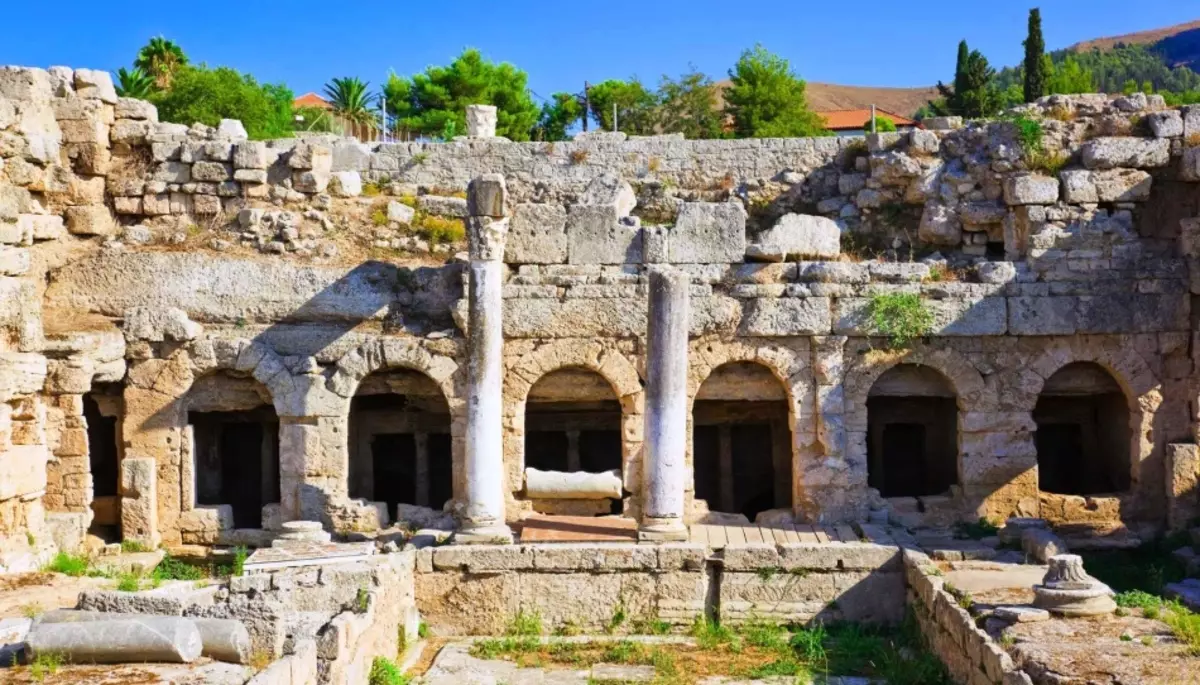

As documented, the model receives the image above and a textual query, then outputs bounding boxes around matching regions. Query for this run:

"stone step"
[1165,578,1200,612]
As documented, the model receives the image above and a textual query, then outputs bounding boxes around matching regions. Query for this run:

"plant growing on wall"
[869,292,933,348]
[115,67,157,99]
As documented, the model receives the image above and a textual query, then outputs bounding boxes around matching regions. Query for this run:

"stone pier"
[639,266,690,541]
[457,175,514,544]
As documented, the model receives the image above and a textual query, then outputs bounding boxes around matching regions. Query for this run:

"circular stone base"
[1033,585,1117,617]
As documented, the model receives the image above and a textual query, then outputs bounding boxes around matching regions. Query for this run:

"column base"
[453,523,515,545]
[638,518,689,542]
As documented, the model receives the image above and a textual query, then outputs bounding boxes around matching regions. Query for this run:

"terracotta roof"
[293,92,332,110]
[820,109,917,130]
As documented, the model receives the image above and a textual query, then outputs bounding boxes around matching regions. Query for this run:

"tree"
[1023,8,1047,102]
[382,49,540,141]
[134,37,188,89]
[323,77,377,126]
[587,79,658,134]
[656,68,724,139]
[152,66,294,140]
[934,42,999,118]
[1046,56,1095,94]
[535,92,584,141]
[115,67,156,99]
[724,45,827,138]
[862,115,897,133]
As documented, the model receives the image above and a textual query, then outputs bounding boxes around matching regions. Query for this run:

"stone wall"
[2,62,1200,550]
[413,540,904,634]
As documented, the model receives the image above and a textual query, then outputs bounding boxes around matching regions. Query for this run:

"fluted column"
[457,173,514,544]
[639,265,690,541]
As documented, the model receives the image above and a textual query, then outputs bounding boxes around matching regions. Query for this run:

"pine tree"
[1023,8,1047,102]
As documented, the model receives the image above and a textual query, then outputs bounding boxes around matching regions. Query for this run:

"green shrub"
[120,540,151,554]
[44,552,90,577]
[1008,113,1044,152]
[232,546,249,577]
[863,115,897,133]
[151,554,206,582]
[29,651,63,682]
[868,292,934,348]
[688,614,734,649]
[371,209,388,226]
[367,656,410,685]
[505,609,543,637]
[116,572,142,592]
[417,215,465,244]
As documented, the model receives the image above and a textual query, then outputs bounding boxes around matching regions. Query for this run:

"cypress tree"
[953,40,969,97]
[1023,8,1047,102]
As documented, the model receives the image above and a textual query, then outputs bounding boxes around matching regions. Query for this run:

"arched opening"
[348,369,452,518]
[1034,362,1130,495]
[692,362,791,522]
[867,364,958,497]
[524,367,624,515]
[187,372,280,529]
[84,383,123,533]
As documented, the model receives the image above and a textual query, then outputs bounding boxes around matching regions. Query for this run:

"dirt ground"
[0,573,110,620]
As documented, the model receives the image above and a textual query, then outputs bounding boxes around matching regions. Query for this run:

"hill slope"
[804,83,938,118]
[1070,19,1200,71]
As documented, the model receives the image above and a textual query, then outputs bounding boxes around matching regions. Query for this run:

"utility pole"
[582,81,590,133]
[870,104,877,134]
[613,103,618,132]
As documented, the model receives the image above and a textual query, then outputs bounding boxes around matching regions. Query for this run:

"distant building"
[819,109,918,137]
[292,92,383,141]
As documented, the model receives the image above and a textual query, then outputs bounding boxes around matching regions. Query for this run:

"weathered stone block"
[1080,137,1169,169]
[1003,174,1059,205]
[669,202,746,263]
[72,68,118,103]
[191,162,232,182]
[566,205,642,264]
[64,206,115,236]
[739,297,831,335]
[507,203,567,264]
[328,171,362,198]
[467,173,507,218]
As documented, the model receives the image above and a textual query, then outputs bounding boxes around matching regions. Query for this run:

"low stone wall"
[903,549,1030,685]
[413,541,905,635]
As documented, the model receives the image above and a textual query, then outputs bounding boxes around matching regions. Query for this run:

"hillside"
[1069,18,1200,71]
[804,82,938,118]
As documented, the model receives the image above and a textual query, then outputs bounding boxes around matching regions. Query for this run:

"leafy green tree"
[1023,8,1046,102]
[535,92,583,141]
[323,77,377,126]
[935,43,999,118]
[724,45,827,138]
[115,67,156,99]
[134,37,188,89]
[152,66,294,140]
[1122,78,1139,95]
[382,49,540,141]
[1046,56,1095,94]
[656,68,724,139]
[862,115,897,133]
[587,79,658,134]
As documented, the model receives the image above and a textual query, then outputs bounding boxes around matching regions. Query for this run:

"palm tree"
[114,67,157,99]
[134,37,188,89]
[323,77,377,126]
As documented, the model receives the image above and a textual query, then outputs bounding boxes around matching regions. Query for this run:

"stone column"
[458,174,514,544]
[640,266,689,541]
[466,105,498,138]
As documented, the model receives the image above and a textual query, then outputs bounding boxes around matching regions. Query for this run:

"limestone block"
[1183,147,1200,182]
[1147,110,1183,137]
[331,141,371,171]
[124,307,202,342]
[120,457,158,544]
[0,444,48,500]
[465,104,497,137]
[292,170,330,193]
[64,205,116,236]
[193,194,221,215]
[918,203,962,245]
[233,141,272,170]
[467,173,507,217]
[924,116,963,130]
[233,169,267,184]
[566,205,642,264]
[580,173,636,217]
[1003,174,1059,205]
[59,118,109,145]
[1091,168,1151,202]
[1166,443,1200,531]
[669,202,746,263]
[192,161,232,182]
[0,186,32,222]
[328,171,362,198]
[506,203,567,264]
[154,161,191,183]
[1007,296,1076,335]
[532,544,657,571]
[1081,137,1169,169]
[288,144,332,173]
[740,297,831,335]
[0,66,54,100]
[0,246,30,276]
[110,119,150,145]
[525,468,622,499]
[72,68,118,103]
[52,98,112,122]
[115,97,157,121]
[418,195,468,218]
[217,119,248,141]
[432,544,534,571]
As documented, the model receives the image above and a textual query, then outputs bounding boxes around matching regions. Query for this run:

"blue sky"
[3,1,1197,103]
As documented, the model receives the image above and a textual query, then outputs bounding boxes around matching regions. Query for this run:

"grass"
[151,554,207,583]
[21,603,43,619]
[116,572,143,592]
[119,540,151,553]
[43,552,90,577]
[371,209,388,226]
[29,651,63,682]
[868,292,933,349]
[507,609,544,636]
[232,546,249,577]
[1026,148,1070,175]
[570,149,589,164]
[248,648,274,671]
[605,604,627,634]
[355,587,371,613]
[368,656,411,685]
[1088,539,1200,655]
[362,182,383,197]
[471,612,950,685]
[954,517,1000,540]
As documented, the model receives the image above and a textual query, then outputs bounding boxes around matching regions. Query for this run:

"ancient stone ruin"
[2,64,1200,683]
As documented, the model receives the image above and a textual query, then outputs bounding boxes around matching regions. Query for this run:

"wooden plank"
[782,523,802,545]
[726,525,747,546]
[796,524,820,544]
[813,526,831,544]
[835,524,859,543]
[770,526,790,545]
[709,525,727,549]
[744,526,766,544]
[822,524,842,542]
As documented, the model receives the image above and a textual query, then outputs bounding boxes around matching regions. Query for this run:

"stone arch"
[1017,340,1160,497]
[503,340,644,513]
[327,338,465,508]
[686,338,809,522]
